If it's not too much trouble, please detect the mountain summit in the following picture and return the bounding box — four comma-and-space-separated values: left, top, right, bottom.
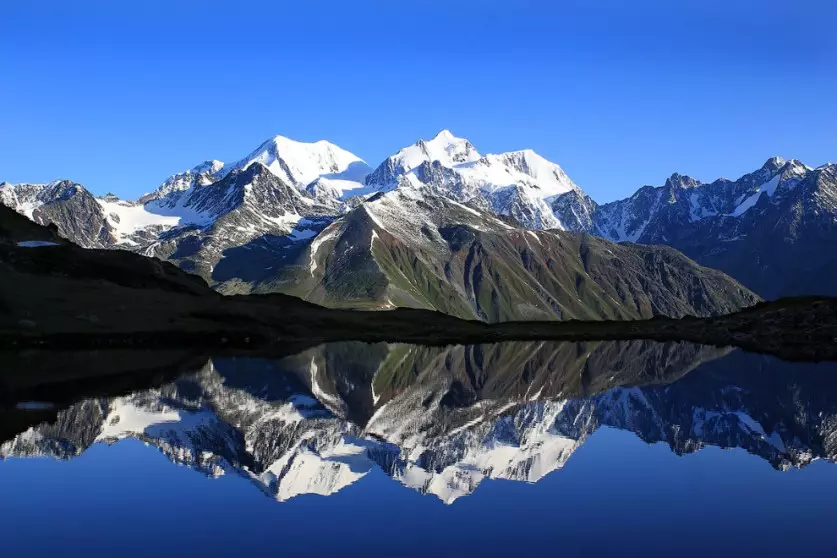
365, 131, 584, 229
227, 135, 371, 191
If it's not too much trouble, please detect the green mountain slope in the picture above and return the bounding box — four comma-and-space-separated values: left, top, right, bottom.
235, 189, 759, 322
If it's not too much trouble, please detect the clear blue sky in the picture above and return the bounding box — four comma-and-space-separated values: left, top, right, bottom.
2, 0, 835, 202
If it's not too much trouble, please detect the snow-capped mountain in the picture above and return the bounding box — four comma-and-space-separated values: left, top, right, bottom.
0, 135, 372, 255
1, 131, 760, 321
4, 340, 836, 503
364, 129, 480, 184
592, 157, 809, 243
365, 130, 585, 229
138, 160, 226, 204
140, 135, 373, 208
587, 158, 837, 298
226, 135, 373, 199
0, 178, 213, 249
0, 180, 116, 248
142, 163, 339, 279
2, 130, 831, 308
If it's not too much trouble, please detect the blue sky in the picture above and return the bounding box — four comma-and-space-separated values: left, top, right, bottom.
1, 0, 835, 202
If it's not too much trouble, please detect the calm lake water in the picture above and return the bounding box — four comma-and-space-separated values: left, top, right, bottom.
2, 340, 837, 557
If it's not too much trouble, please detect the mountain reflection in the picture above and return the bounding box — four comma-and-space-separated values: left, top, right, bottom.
3, 340, 837, 503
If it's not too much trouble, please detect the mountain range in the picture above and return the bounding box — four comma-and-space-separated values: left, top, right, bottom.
5, 130, 831, 319
4, 340, 837, 504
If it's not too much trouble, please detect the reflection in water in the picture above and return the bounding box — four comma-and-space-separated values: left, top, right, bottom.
2, 340, 837, 504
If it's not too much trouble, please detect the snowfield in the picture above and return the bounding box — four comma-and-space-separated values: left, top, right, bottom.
97, 198, 182, 244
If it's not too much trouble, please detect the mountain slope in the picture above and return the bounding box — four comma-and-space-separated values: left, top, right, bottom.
141, 163, 339, 280
2, 200, 836, 361
672, 163, 837, 298
0, 180, 115, 248
236, 187, 758, 321
589, 158, 837, 298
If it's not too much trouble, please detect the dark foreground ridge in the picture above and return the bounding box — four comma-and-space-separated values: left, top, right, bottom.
1, 205, 836, 361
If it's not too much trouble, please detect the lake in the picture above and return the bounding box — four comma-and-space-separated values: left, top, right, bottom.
2, 340, 837, 557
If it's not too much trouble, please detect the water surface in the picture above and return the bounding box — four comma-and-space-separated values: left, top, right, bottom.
2, 340, 837, 556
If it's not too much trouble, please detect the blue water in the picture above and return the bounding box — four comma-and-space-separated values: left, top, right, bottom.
3, 341, 837, 557
2, 428, 836, 557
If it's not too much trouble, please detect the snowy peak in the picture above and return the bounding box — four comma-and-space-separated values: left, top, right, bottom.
778, 159, 810, 181
664, 172, 702, 191
430, 129, 457, 142
228, 135, 371, 190
591, 153, 832, 289
144, 135, 372, 207
414, 129, 480, 167
474, 149, 580, 198
142, 160, 226, 204
151, 162, 318, 230
141, 135, 373, 218
193, 160, 225, 175
365, 131, 582, 230
366, 130, 481, 187
0, 180, 84, 218
0, 182, 40, 218
761, 156, 786, 173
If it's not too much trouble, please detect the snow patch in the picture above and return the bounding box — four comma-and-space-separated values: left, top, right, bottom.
97, 198, 182, 243
308, 223, 340, 274
731, 191, 763, 217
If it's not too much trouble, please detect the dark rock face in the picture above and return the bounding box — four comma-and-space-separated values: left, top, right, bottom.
34, 182, 115, 248
551, 189, 598, 231
586, 159, 837, 299
680, 165, 837, 298
141, 163, 340, 284
0, 181, 114, 248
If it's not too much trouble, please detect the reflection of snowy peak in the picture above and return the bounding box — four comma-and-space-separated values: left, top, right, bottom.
6, 341, 837, 504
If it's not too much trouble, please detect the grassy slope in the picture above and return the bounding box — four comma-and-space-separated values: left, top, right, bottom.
246, 196, 758, 323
